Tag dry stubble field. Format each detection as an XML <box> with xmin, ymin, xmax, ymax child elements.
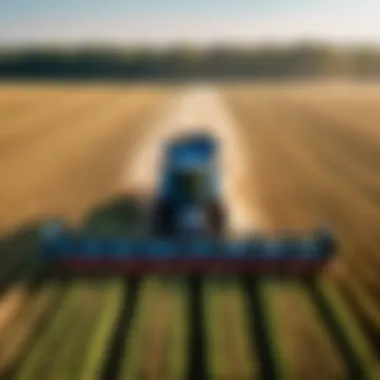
<box><xmin>0</xmin><ymin>82</ymin><xmax>380</xmax><ymax>380</ymax></box>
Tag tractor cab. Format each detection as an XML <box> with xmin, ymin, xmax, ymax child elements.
<box><xmin>152</xmin><ymin>133</ymin><xmax>225</xmax><ymax>237</ymax></box>
<box><xmin>160</xmin><ymin>133</ymin><xmax>219</xmax><ymax>202</ymax></box>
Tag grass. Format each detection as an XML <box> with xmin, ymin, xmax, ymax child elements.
<box><xmin>13</xmin><ymin>284</ymin><xmax>77</xmax><ymax>380</ymax></box>
<box><xmin>47</xmin><ymin>284</ymin><xmax>109</xmax><ymax>380</ymax></box>
<box><xmin>79</xmin><ymin>280</ymin><xmax>124</xmax><ymax>380</ymax></box>
<box><xmin>263</xmin><ymin>280</ymin><xmax>345</xmax><ymax>379</ymax></box>
<box><xmin>204</xmin><ymin>279</ymin><xmax>229</xmax><ymax>378</ymax></box>
<box><xmin>120</xmin><ymin>277</ymin><xmax>161</xmax><ymax>380</ymax></box>
<box><xmin>166</xmin><ymin>280</ymin><xmax>189</xmax><ymax>380</ymax></box>
<box><xmin>2</xmin><ymin>276</ymin><xmax>379</xmax><ymax>380</ymax></box>
<box><xmin>204</xmin><ymin>278</ymin><xmax>257</xmax><ymax>379</ymax></box>
<box><xmin>0</xmin><ymin>281</ymin><xmax>63</xmax><ymax>376</ymax></box>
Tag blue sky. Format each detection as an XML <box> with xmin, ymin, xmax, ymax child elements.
<box><xmin>1</xmin><ymin>0</ymin><xmax>379</xmax><ymax>46</ymax></box>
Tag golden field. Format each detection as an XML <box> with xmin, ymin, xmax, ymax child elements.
<box><xmin>0</xmin><ymin>83</ymin><xmax>175</xmax><ymax>232</ymax></box>
<box><xmin>223</xmin><ymin>83</ymin><xmax>380</xmax><ymax>347</ymax></box>
<box><xmin>0</xmin><ymin>82</ymin><xmax>379</xmax><ymax>380</ymax></box>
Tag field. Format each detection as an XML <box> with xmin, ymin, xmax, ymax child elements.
<box><xmin>0</xmin><ymin>82</ymin><xmax>380</xmax><ymax>380</ymax></box>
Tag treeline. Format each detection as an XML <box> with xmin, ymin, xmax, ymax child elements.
<box><xmin>1</xmin><ymin>43</ymin><xmax>380</xmax><ymax>80</ymax></box>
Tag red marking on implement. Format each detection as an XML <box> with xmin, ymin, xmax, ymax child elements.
<box><xmin>48</xmin><ymin>258</ymin><xmax>328</xmax><ymax>275</ymax></box>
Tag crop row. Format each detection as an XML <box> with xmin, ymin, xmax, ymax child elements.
<box><xmin>0</xmin><ymin>276</ymin><xmax>377</xmax><ymax>380</ymax></box>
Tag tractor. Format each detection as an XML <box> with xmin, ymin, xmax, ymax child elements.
<box><xmin>40</xmin><ymin>132</ymin><xmax>335</xmax><ymax>275</ymax></box>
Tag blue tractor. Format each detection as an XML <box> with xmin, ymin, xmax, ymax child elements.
<box><xmin>40</xmin><ymin>132</ymin><xmax>335</xmax><ymax>275</ymax></box>
<box><xmin>151</xmin><ymin>133</ymin><xmax>225</xmax><ymax>237</ymax></box>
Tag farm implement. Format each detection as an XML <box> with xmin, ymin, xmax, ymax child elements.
<box><xmin>39</xmin><ymin>133</ymin><xmax>335</xmax><ymax>276</ymax></box>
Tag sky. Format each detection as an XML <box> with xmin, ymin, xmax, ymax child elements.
<box><xmin>1</xmin><ymin>0</ymin><xmax>380</xmax><ymax>47</ymax></box>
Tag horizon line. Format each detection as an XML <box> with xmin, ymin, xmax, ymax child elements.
<box><xmin>1</xmin><ymin>38</ymin><xmax>380</xmax><ymax>51</ymax></box>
